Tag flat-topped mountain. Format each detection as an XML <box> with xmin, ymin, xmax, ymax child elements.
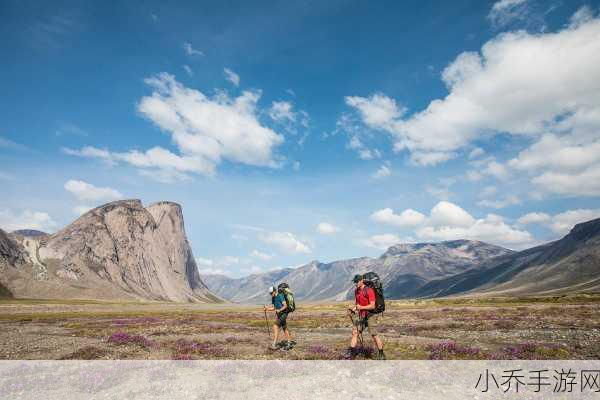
<box><xmin>0</xmin><ymin>199</ymin><xmax>221</xmax><ymax>303</ymax></box>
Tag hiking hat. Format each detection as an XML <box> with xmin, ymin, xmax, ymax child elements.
<box><xmin>352</xmin><ymin>274</ymin><xmax>363</xmax><ymax>283</ymax></box>
<box><xmin>268</xmin><ymin>286</ymin><xmax>276</xmax><ymax>294</ymax></box>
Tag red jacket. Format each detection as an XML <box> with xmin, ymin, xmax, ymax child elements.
<box><xmin>355</xmin><ymin>286</ymin><xmax>375</xmax><ymax>318</ymax></box>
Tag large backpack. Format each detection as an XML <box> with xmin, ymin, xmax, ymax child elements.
<box><xmin>362</xmin><ymin>272</ymin><xmax>385</xmax><ymax>314</ymax></box>
<box><xmin>277</xmin><ymin>283</ymin><xmax>296</xmax><ymax>313</ymax></box>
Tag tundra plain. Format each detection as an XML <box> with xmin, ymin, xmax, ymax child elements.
<box><xmin>1</xmin><ymin>295</ymin><xmax>599</xmax><ymax>360</ymax></box>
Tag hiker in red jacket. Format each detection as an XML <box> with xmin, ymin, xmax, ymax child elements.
<box><xmin>346</xmin><ymin>274</ymin><xmax>385</xmax><ymax>359</ymax></box>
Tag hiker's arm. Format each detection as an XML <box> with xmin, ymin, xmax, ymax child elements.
<box><xmin>264</xmin><ymin>304</ymin><xmax>275</xmax><ymax>311</ymax></box>
<box><xmin>277</xmin><ymin>300</ymin><xmax>287</xmax><ymax>313</ymax></box>
<box><xmin>357</xmin><ymin>300</ymin><xmax>376</xmax><ymax>311</ymax></box>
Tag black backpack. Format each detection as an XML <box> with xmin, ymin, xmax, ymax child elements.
<box><xmin>277</xmin><ymin>283</ymin><xmax>296</xmax><ymax>313</ymax></box>
<box><xmin>362</xmin><ymin>272</ymin><xmax>385</xmax><ymax>314</ymax></box>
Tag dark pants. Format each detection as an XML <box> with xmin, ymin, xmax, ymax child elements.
<box><xmin>276</xmin><ymin>312</ymin><xmax>288</xmax><ymax>329</ymax></box>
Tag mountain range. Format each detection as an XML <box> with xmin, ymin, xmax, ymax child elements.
<box><xmin>202</xmin><ymin>218</ymin><xmax>600</xmax><ymax>303</ymax></box>
<box><xmin>2</xmin><ymin>197</ymin><xmax>599</xmax><ymax>303</ymax></box>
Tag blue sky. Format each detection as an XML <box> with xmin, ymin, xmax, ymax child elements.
<box><xmin>1</xmin><ymin>0</ymin><xmax>600</xmax><ymax>277</ymax></box>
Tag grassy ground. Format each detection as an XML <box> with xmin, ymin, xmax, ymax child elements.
<box><xmin>1</xmin><ymin>295</ymin><xmax>599</xmax><ymax>360</ymax></box>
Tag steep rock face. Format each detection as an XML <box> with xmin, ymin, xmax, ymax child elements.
<box><xmin>0</xmin><ymin>228</ymin><xmax>27</xmax><ymax>270</ymax></box>
<box><xmin>415</xmin><ymin>218</ymin><xmax>600</xmax><ymax>297</ymax></box>
<box><xmin>202</xmin><ymin>240</ymin><xmax>512</xmax><ymax>303</ymax></box>
<box><xmin>2</xmin><ymin>200</ymin><xmax>220</xmax><ymax>302</ymax></box>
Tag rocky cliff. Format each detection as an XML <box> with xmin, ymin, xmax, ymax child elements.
<box><xmin>0</xmin><ymin>200</ymin><xmax>221</xmax><ymax>302</ymax></box>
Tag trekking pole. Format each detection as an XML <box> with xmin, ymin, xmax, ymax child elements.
<box><xmin>263</xmin><ymin>308</ymin><xmax>271</xmax><ymax>338</ymax></box>
<box><xmin>347</xmin><ymin>309</ymin><xmax>364</xmax><ymax>349</ymax></box>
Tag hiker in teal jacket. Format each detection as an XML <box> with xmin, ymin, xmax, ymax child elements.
<box><xmin>264</xmin><ymin>286</ymin><xmax>294</xmax><ymax>350</ymax></box>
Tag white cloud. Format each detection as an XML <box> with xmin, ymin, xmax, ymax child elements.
<box><xmin>197</xmin><ymin>267</ymin><xmax>230</xmax><ymax>276</ymax></box>
<box><xmin>468</xmin><ymin>147</ymin><xmax>485</xmax><ymax>159</ymax></box>
<box><xmin>55</xmin><ymin>123</ymin><xmax>88</xmax><ymax>137</ymax></box>
<box><xmin>195</xmin><ymin>257</ymin><xmax>215</xmax><ymax>266</ymax></box>
<box><xmin>343</xmin><ymin>17</ymin><xmax>600</xmax><ymax>169</ymax></box>
<box><xmin>222</xmin><ymin>256</ymin><xmax>240</xmax><ymax>265</ymax></box>
<box><xmin>548</xmin><ymin>209</ymin><xmax>600</xmax><ymax>235</ymax></box>
<box><xmin>380</xmin><ymin>201</ymin><xmax>534</xmax><ymax>249</ymax></box>
<box><xmin>64</xmin><ymin>180</ymin><xmax>122</xmax><ymax>202</ymax></box>
<box><xmin>517</xmin><ymin>212</ymin><xmax>550</xmax><ymax>225</ymax></box>
<box><xmin>370</xmin><ymin>208</ymin><xmax>426</xmax><ymax>228</ymax></box>
<box><xmin>268</xmin><ymin>101</ymin><xmax>295</xmax><ymax>123</ymax></box>
<box><xmin>345</xmin><ymin>94</ymin><xmax>405</xmax><ymax>130</ymax></box>
<box><xmin>0</xmin><ymin>209</ymin><xmax>57</xmax><ymax>232</ymax></box>
<box><xmin>417</xmin><ymin>212</ymin><xmax>534</xmax><ymax>249</ymax></box>
<box><xmin>429</xmin><ymin>201</ymin><xmax>475</xmax><ymax>228</ymax></box>
<box><xmin>347</xmin><ymin>135</ymin><xmax>381</xmax><ymax>160</ymax></box>
<box><xmin>372</xmin><ymin>163</ymin><xmax>391</xmax><ymax>179</ymax></box>
<box><xmin>477</xmin><ymin>195</ymin><xmax>520</xmax><ymax>209</ymax></box>
<box><xmin>488</xmin><ymin>0</ymin><xmax>530</xmax><ymax>28</ymax></box>
<box><xmin>224</xmin><ymin>68</ymin><xmax>240</xmax><ymax>87</ymax></box>
<box><xmin>62</xmin><ymin>146</ymin><xmax>115</xmax><ymax>166</ymax></box>
<box><xmin>508</xmin><ymin>134</ymin><xmax>600</xmax><ymax>196</ymax></box>
<box><xmin>183</xmin><ymin>65</ymin><xmax>193</xmax><ymax>77</ymax></box>
<box><xmin>73</xmin><ymin>206</ymin><xmax>92</xmax><ymax>216</ymax></box>
<box><xmin>250</xmin><ymin>249</ymin><xmax>273</xmax><ymax>260</ymax></box>
<box><xmin>361</xmin><ymin>234</ymin><xmax>402</xmax><ymax>250</ymax></box>
<box><xmin>66</xmin><ymin>74</ymin><xmax>284</xmax><ymax>180</ymax></box>
<box><xmin>258</xmin><ymin>231</ymin><xmax>311</xmax><ymax>254</ymax></box>
<box><xmin>516</xmin><ymin>209</ymin><xmax>600</xmax><ymax>235</ymax></box>
<box><xmin>183</xmin><ymin>42</ymin><xmax>203</xmax><ymax>56</ymax></box>
<box><xmin>570</xmin><ymin>5</ymin><xmax>595</xmax><ymax>28</ymax></box>
<box><xmin>316</xmin><ymin>222</ymin><xmax>340</xmax><ymax>235</ymax></box>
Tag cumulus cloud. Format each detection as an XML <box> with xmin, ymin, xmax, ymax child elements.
<box><xmin>343</xmin><ymin>17</ymin><xmax>600</xmax><ymax>170</ymax></box>
<box><xmin>517</xmin><ymin>212</ymin><xmax>550</xmax><ymax>225</ymax></box>
<box><xmin>518</xmin><ymin>209</ymin><xmax>600</xmax><ymax>235</ymax></box>
<box><xmin>316</xmin><ymin>222</ymin><xmax>340</xmax><ymax>235</ymax></box>
<box><xmin>509</xmin><ymin>134</ymin><xmax>600</xmax><ymax>196</ymax></box>
<box><xmin>370</xmin><ymin>208</ymin><xmax>426</xmax><ymax>228</ymax></box>
<box><xmin>66</xmin><ymin>74</ymin><xmax>284</xmax><ymax>181</ymax></box>
<box><xmin>380</xmin><ymin>201</ymin><xmax>534</xmax><ymax>249</ymax></box>
<box><xmin>549</xmin><ymin>209</ymin><xmax>600</xmax><ymax>234</ymax></box>
<box><xmin>64</xmin><ymin>180</ymin><xmax>122</xmax><ymax>202</ymax></box>
<box><xmin>345</xmin><ymin>94</ymin><xmax>405</xmax><ymax>130</ymax></box>
<box><xmin>258</xmin><ymin>231</ymin><xmax>311</xmax><ymax>254</ymax></box>
<box><xmin>0</xmin><ymin>209</ymin><xmax>57</xmax><ymax>232</ymax></box>
<box><xmin>224</xmin><ymin>68</ymin><xmax>240</xmax><ymax>87</ymax></box>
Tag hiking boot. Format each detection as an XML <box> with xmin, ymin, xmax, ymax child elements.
<box><xmin>281</xmin><ymin>342</ymin><xmax>293</xmax><ymax>351</ymax></box>
<box><xmin>269</xmin><ymin>344</ymin><xmax>279</xmax><ymax>350</ymax></box>
<box><xmin>342</xmin><ymin>347</ymin><xmax>358</xmax><ymax>359</ymax></box>
<box><xmin>289</xmin><ymin>340</ymin><xmax>297</xmax><ymax>346</ymax></box>
<box><xmin>375</xmin><ymin>350</ymin><xmax>386</xmax><ymax>360</ymax></box>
